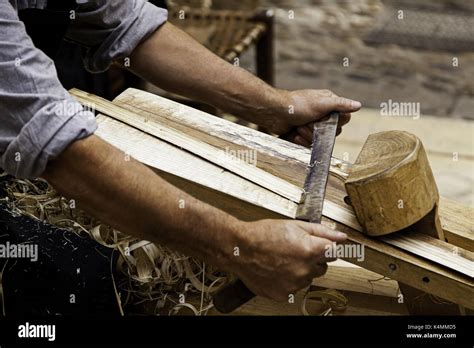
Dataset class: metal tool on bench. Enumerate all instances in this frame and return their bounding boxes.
[213,112,340,314]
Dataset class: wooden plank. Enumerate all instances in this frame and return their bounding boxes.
[70,89,304,203]
[381,232,474,278]
[323,191,473,278]
[110,88,311,186]
[208,277,406,316]
[211,288,407,316]
[94,114,474,309]
[72,90,474,262]
[95,115,297,219]
[80,89,474,278]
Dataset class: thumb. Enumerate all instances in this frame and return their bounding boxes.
[298,221,347,242]
[317,96,362,114]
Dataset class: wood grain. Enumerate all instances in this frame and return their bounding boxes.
[439,198,474,252]
[71,89,304,203]
[345,131,441,237]
[381,232,474,278]
[111,88,311,186]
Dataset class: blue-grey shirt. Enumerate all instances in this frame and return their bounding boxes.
[0,0,168,178]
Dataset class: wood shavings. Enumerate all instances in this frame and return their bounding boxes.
[302,288,348,316]
[0,172,227,315]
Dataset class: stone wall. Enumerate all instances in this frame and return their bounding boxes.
[262,0,474,118]
[170,0,474,119]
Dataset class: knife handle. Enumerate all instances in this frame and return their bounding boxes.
[213,279,255,313]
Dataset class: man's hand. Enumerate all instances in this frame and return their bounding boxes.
[231,219,347,301]
[269,89,362,147]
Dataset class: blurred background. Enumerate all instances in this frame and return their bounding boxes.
[167,0,474,119]
[56,0,473,206]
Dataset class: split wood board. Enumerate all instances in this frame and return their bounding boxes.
[72,89,474,278]
[71,88,311,187]
[94,114,474,309]
[78,88,473,252]
[70,88,303,203]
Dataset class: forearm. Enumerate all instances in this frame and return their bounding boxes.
[42,135,243,270]
[129,22,285,129]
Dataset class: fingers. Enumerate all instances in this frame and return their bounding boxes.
[318,96,362,114]
[309,237,338,264]
[297,221,347,264]
[295,110,352,144]
[297,125,313,140]
[338,113,351,127]
[299,221,347,242]
[294,135,311,147]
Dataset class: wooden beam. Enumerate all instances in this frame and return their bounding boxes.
[94,114,474,309]
[315,261,400,298]
[72,86,472,246]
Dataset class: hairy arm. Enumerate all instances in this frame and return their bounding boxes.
[129,22,362,143]
[42,135,241,269]
[43,135,346,300]
[129,23,283,130]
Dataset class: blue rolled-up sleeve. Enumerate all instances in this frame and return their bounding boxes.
[66,0,168,72]
[0,0,97,179]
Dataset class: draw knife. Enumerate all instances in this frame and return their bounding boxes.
[213,113,340,313]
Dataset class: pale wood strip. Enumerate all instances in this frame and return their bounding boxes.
[381,232,474,278]
[323,198,474,278]
[71,89,304,203]
[112,87,311,186]
[95,115,298,218]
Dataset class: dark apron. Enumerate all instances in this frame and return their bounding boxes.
[18,0,168,96]
[18,0,78,60]
[19,0,168,60]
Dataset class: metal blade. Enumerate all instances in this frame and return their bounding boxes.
[296,112,339,223]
